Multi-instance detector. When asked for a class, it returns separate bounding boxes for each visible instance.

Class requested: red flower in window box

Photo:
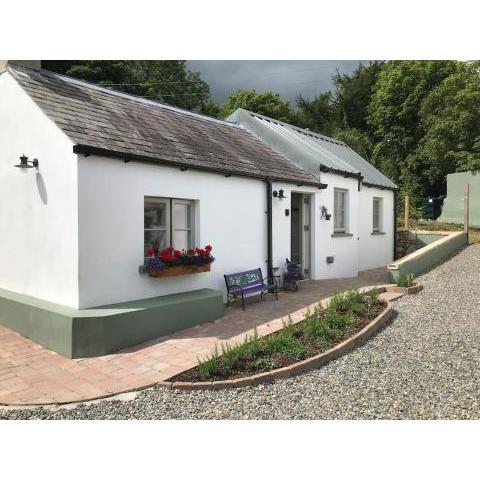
[146,246,155,257]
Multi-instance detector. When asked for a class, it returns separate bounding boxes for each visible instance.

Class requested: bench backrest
[224,268,264,290]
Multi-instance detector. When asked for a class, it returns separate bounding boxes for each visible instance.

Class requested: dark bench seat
[224,268,278,310]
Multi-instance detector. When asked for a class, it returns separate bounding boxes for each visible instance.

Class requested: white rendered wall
[0,72,79,307]
[358,186,394,271]
[271,173,360,281]
[77,156,269,308]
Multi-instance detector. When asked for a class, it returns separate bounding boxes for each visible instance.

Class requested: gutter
[320,165,363,182]
[73,144,328,190]
[266,180,273,281]
[319,165,398,192]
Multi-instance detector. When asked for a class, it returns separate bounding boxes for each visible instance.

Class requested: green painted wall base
[0,288,224,358]
[388,231,467,283]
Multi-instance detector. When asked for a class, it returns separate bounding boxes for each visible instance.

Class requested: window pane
[174,230,191,251]
[373,198,381,231]
[334,190,345,231]
[144,230,168,255]
[173,202,192,230]
[144,201,167,229]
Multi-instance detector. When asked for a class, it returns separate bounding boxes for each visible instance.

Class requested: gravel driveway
[3,244,480,420]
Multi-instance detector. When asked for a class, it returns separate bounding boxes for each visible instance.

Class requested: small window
[144,197,195,255]
[373,197,383,232]
[334,189,348,233]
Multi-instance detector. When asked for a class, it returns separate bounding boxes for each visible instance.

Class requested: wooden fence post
[464,183,470,237]
[404,195,410,230]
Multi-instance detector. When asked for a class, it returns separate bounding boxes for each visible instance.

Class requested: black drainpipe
[266,179,273,280]
[393,189,398,260]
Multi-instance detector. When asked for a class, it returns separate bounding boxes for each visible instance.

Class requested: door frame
[291,192,313,279]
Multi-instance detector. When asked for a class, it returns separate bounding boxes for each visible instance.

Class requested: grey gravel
[3,244,480,420]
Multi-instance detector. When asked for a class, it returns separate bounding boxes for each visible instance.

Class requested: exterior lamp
[14,154,39,170]
[321,205,331,220]
[273,189,286,199]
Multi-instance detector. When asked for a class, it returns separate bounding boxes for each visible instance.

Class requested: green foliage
[397,270,415,287]
[291,92,337,136]
[368,60,459,201]
[42,60,211,111]
[221,89,292,122]
[197,345,220,379]
[195,288,383,379]
[328,289,366,317]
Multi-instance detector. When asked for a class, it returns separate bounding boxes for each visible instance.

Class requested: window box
[149,263,211,278]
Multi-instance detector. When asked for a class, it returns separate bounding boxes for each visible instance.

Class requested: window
[373,197,383,233]
[334,189,348,233]
[144,197,195,255]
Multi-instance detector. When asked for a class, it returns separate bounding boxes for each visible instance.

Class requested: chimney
[0,60,41,72]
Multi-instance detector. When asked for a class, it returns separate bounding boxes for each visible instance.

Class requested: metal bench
[224,268,278,310]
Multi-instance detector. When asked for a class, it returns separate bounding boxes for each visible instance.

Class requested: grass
[190,288,385,381]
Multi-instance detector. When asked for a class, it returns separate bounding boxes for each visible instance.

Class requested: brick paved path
[0,268,387,405]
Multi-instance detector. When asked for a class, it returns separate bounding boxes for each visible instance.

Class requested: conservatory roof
[226,109,397,190]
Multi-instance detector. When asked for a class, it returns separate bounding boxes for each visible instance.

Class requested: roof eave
[72,144,328,190]
[362,181,398,191]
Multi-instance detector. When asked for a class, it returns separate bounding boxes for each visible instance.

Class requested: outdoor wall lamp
[273,189,286,199]
[321,205,331,220]
[14,154,39,170]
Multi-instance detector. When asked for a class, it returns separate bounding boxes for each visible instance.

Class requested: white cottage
[0,61,397,358]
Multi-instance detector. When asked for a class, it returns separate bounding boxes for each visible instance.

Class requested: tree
[414,61,480,195]
[332,127,373,160]
[368,60,459,201]
[220,89,291,122]
[42,60,211,111]
[333,61,384,134]
[200,98,222,118]
[291,92,336,136]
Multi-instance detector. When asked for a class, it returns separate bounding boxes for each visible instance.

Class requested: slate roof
[7,65,323,187]
[227,109,397,190]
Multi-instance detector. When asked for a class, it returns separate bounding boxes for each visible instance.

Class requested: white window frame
[172,198,195,251]
[144,197,195,254]
[334,188,348,233]
[373,197,383,233]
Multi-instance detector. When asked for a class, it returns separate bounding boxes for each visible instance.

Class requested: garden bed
[170,289,388,383]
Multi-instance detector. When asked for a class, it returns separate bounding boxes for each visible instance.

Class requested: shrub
[263,318,307,360]
[198,345,220,379]
[397,270,415,287]
[325,309,355,329]
[328,289,366,316]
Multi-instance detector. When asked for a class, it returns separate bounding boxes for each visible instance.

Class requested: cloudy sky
[187,60,363,106]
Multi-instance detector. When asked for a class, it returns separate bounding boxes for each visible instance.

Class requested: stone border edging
[166,302,395,391]
[387,284,423,295]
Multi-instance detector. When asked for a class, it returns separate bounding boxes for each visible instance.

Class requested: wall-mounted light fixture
[14,154,39,170]
[272,189,286,199]
[321,205,331,220]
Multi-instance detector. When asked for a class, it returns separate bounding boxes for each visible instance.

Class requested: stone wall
[395,229,417,259]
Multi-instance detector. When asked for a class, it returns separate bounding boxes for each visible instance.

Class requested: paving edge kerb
[168,302,395,392]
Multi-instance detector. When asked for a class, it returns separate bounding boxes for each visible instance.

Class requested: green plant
[325,309,355,329]
[328,289,366,316]
[220,342,243,371]
[397,270,415,287]
[197,345,220,379]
